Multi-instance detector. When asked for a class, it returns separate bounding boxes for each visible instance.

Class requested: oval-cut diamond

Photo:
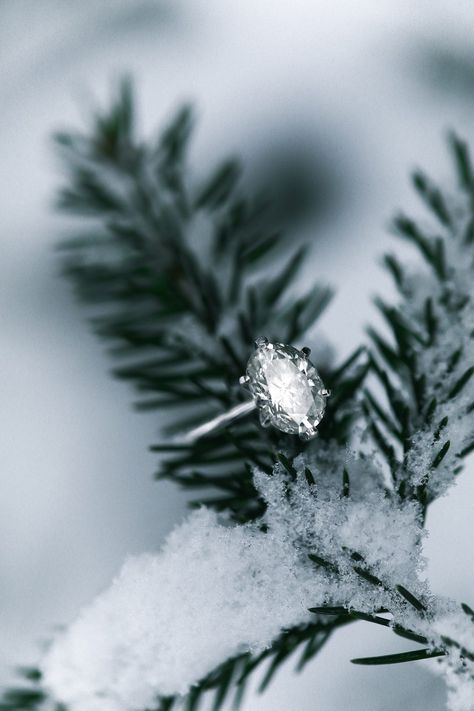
[245,340,327,440]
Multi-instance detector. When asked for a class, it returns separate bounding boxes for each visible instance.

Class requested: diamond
[244,339,328,440]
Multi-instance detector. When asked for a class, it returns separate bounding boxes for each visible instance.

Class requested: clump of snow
[431,610,474,711]
[443,670,474,711]
[42,446,428,711]
[255,451,427,604]
[440,663,474,711]
[42,507,320,710]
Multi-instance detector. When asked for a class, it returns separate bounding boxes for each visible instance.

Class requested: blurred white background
[1,1,474,708]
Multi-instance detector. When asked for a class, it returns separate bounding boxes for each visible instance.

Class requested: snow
[42,445,430,711]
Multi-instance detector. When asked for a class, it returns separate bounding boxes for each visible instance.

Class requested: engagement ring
[182,337,329,443]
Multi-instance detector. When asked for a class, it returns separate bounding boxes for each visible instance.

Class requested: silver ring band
[180,400,257,444]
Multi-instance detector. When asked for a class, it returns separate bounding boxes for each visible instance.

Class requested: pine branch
[53,78,360,521]
[365,132,474,512]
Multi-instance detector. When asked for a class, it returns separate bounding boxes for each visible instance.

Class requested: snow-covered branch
[41,450,474,711]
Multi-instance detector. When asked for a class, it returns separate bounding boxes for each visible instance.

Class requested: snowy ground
[1,1,474,709]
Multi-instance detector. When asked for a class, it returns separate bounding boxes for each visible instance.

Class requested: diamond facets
[243,338,328,440]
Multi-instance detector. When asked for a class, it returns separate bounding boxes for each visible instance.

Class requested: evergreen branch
[365,134,474,510]
[53,78,354,523]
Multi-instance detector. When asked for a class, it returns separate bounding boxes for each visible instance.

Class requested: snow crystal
[42,445,428,711]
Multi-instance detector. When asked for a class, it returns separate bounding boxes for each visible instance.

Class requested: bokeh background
[2,1,474,708]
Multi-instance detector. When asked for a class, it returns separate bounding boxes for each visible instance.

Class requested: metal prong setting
[239,375,250,386]
[301,346,311,357]
[255,336,268,348]
[259,409,272,428]
[298,419,318,441]
[319,388,331,397]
